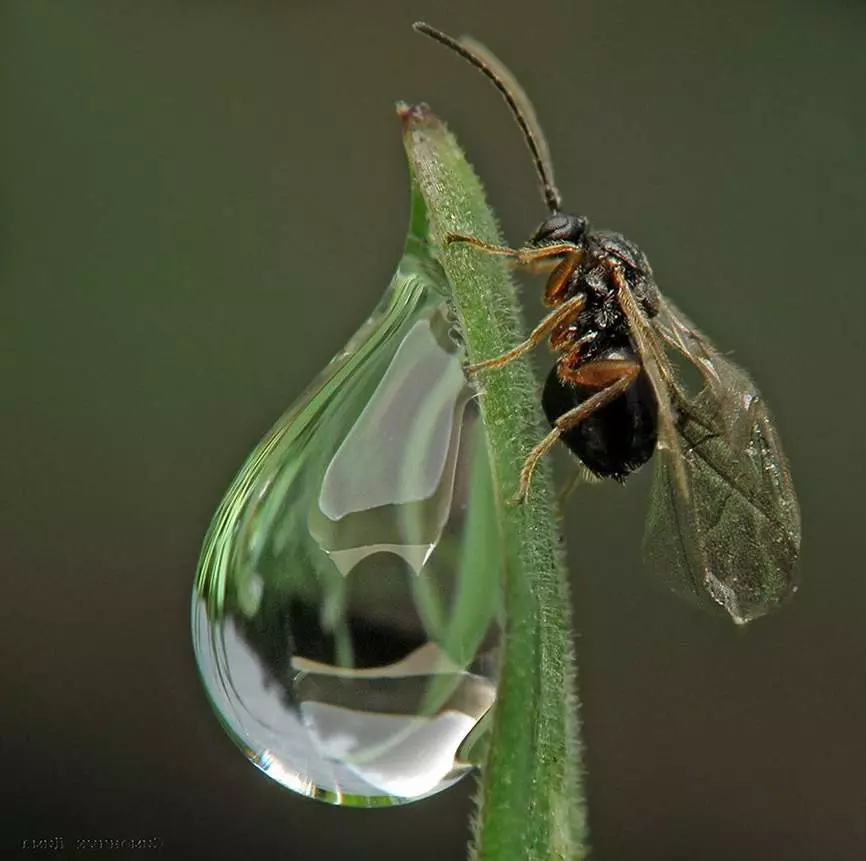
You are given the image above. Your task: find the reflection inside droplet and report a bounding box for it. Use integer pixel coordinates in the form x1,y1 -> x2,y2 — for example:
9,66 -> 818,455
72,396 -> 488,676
192,259 -> 502,807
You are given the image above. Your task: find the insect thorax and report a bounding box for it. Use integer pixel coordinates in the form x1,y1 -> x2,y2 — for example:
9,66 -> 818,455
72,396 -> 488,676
593,230 -> 659,313
563,230 -> 660,356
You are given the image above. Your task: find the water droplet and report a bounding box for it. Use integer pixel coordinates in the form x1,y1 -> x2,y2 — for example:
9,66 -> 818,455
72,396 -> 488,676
192,254 -> 502,806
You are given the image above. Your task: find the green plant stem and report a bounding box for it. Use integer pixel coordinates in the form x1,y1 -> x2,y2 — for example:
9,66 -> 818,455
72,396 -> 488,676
400,103 -> 588,861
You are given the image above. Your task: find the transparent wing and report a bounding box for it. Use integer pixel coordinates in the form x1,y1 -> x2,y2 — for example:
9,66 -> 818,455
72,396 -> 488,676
642,296 -> 801,623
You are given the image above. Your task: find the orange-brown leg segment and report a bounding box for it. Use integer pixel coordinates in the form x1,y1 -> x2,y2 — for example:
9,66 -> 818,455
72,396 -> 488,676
511,359 -> 641,504
550,327 -> 595,357
445,233 -> 583,267
543,251 -> 583,306
466,294 -> 586,376
557,464 -> 596,507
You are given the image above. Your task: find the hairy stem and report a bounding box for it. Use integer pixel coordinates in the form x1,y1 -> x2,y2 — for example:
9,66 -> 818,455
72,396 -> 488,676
400,103 -> 588,861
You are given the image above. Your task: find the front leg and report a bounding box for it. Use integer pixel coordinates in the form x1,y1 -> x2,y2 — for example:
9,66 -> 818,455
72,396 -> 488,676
446,233 -> 583,266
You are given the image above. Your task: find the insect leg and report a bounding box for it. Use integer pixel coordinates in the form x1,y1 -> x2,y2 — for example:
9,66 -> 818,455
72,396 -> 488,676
544,251 -> 583,306
466,293 -> 585,375
556,465 -> 594,507
446,233 -> 582,266
512,359 -> 641,503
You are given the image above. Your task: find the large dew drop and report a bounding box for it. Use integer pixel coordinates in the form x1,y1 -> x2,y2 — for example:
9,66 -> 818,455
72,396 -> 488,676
192,243 -> 502,806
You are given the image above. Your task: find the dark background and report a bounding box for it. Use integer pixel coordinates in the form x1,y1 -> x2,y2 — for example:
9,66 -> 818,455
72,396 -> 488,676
3,2 -> 864,859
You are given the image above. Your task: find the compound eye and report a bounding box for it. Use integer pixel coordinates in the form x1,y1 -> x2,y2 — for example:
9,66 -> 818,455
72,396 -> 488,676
530,213 -> 588,246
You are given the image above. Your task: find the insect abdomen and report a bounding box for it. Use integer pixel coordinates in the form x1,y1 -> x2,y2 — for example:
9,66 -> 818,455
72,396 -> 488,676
541,354 -> 658,480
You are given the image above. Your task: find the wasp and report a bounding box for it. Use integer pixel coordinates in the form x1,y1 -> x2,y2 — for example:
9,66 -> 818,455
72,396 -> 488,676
414,23 -> 801,623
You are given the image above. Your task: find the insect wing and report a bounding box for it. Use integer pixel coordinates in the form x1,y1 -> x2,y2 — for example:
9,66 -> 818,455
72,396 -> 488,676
642,297 -> 801,624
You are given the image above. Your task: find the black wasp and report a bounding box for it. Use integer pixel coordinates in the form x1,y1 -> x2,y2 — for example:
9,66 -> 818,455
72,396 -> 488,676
415,23 -> 801,623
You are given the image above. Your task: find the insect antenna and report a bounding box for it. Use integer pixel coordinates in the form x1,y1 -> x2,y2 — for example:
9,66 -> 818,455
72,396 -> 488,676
414,22 -> 562,214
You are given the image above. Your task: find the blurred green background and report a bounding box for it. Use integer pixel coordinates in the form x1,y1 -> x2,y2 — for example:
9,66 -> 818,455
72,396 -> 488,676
2,2 -> 864,859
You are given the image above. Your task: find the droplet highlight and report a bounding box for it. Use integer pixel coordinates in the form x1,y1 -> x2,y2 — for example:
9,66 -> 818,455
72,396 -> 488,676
192,253 -> 502,806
